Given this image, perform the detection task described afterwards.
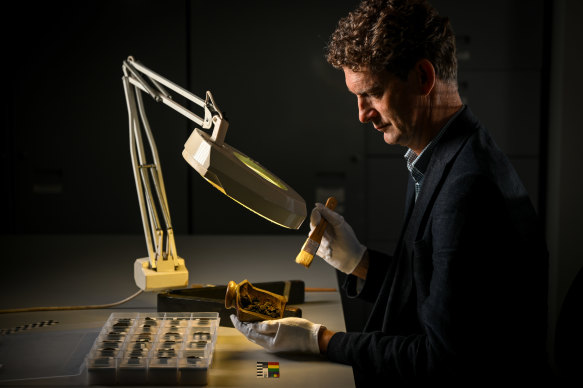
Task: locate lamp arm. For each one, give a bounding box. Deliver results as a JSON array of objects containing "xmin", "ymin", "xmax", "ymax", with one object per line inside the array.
[
  {"xmin": 123, "ymin": 70, "xmax": 180, "ymax": 273},
  {"xmin": 122, "ymin": 56, "xmax": 229, "ymax": 145},
  {"xmin": 121, "ymin": 55, "xmax": 231, "ymax": 274},
  {"xmin": 123, "ymin": 77, "xmax": 155, "ymax": 265}
]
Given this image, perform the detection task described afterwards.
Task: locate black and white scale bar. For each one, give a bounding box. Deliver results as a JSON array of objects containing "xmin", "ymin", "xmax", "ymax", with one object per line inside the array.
[
  {"xmin": 256, "ymin": 362, "xmax": 268, "ymax": 378},
  {"xmin": 0, "ymin": 320, "xmax": 59, "ymax": 335}
]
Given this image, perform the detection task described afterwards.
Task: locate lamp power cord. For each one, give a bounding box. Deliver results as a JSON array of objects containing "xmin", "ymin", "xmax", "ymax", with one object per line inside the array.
[{"xmin": 0, "ymin": 289, "xmax": 144, "ymax": 314}]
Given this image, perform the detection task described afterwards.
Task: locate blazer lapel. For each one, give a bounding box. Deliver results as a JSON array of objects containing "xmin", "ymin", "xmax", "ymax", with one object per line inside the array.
[
  {"xmin": 403, "ymin": 107, "xmax": 478, "ymax": 244},
  {"xmin": 381, "ymin": 108, "xmax": 477, "ymax": 331}
]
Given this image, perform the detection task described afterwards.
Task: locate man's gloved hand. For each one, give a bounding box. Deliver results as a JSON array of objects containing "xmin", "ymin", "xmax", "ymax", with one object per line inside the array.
[
  {"xmin": 230, "ymin": 315, "xmax": 322, "ymax": 354},
  {"xmin": 310, "ymin": 203, "xmax": 366, "ymax": 274}
]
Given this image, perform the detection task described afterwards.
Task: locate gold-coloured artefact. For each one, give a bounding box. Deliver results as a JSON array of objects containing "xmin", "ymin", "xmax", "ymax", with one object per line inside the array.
[{"xmin": 225, "ymin": 279, "xmax": 287, "ymax": 322}]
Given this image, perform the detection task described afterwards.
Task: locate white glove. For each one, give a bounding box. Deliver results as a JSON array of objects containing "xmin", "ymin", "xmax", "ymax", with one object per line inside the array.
[
  {"xmin": 230, "ymin": 315, "xmax": 322, "ymax": 354},
  {"xmin": 310, "ymin": 203, "xmax": 366, "ymax": 274}
]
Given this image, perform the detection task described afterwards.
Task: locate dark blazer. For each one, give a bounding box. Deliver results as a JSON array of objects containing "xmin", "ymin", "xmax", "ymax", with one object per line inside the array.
[{"xmin": 327, "ymin": 106, "xmax": 549, "ymax": 386}]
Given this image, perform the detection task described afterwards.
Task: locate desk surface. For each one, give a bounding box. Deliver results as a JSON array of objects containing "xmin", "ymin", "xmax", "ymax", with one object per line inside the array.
[{"xmin": 0, "ymin": 234, "xmax": 355, "ymax": 387}]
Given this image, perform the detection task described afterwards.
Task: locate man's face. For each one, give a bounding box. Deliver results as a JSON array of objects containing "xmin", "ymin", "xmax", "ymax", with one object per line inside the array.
[{"xmin": 343, "ymin": 67, "xmax": 419, "ymax": 149}]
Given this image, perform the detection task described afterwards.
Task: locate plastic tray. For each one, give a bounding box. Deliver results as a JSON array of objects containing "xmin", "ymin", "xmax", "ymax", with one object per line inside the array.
[{"xmin": 85, "ymin": 312, "xmax": 219, "ymax": 385}]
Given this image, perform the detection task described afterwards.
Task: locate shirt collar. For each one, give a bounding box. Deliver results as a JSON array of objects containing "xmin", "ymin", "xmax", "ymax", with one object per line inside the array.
[{"xmin": 404, "ymin": 105, "xmax": 465, "ymax": 183}]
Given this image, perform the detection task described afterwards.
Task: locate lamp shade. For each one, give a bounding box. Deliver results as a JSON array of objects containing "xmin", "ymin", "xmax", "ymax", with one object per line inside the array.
[{"xmin": 183, "ymin": 129, "xmax": 307, "ymax": 229}]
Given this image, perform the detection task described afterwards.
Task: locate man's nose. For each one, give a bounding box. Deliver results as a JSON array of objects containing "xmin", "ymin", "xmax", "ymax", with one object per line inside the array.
[{"xmin": 358, "ymin": 99, "xmax": 377, "ymax": 123}]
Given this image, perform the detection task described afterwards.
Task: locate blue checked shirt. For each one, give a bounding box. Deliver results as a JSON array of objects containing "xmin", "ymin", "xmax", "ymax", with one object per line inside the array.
[{"xmin": 404, "ymin": 106, "xmax": 464, "ymax": 201}]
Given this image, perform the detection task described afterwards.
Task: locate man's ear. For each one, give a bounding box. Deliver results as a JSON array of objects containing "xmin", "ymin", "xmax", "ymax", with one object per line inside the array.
[{"xmin": 413, "ymin": 59, "xmax": 436, "ymax": 96}]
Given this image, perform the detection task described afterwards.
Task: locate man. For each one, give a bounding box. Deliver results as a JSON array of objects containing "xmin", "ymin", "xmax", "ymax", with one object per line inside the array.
[{"xmin": 231, "ymin": 0, "xmax": 549, "ymax": 385}]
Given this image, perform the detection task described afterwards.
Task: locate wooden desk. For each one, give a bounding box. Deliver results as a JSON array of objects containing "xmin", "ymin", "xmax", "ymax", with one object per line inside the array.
[{"xmin": 0, "ymin": 234, "xmax": 355, "ymax": 387}]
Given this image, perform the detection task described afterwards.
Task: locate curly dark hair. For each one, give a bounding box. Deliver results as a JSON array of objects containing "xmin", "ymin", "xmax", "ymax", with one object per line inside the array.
[{"xmin": 326, "ymin": 0, "xmax": 457, "ymax": 82}]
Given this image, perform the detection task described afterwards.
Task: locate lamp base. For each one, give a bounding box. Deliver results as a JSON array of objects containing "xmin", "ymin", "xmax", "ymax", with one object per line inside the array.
[{"xmin": 134, "ymin": 257, "xmax": 189, "ymax": 292}]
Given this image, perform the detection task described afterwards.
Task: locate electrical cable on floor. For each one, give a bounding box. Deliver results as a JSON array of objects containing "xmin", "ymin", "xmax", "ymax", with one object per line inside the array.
[{"xmin": 0, "ymin": 289, "xmax": 144, "ymax": 314}]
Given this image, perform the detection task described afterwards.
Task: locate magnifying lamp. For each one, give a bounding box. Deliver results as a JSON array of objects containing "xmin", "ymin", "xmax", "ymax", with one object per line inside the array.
[{"xmin": 122, "ymin": 56, "xmax": 306, "ymax": 291}]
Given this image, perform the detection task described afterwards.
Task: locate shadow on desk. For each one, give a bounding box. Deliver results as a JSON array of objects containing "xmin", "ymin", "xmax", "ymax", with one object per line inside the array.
[{"xmin": 297, "ymin": 300, "xmax": 337, "ymax": 306}]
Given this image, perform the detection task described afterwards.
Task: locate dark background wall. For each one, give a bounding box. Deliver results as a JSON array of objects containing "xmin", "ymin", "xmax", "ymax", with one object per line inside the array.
[
  {"xmin": 2, "ymin": 0, "xmax": 582, "ymax": 374},
  {"xmin": 546, "ymin": 0, "xmax": 583, "ymax": 372},
  {"xmin": 0, "ymin": 0, "xmax": 547, "ymax": 240},
  {"xmin": 2, "ymin": 0, "xmax": 365, "ymax": 237}
]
